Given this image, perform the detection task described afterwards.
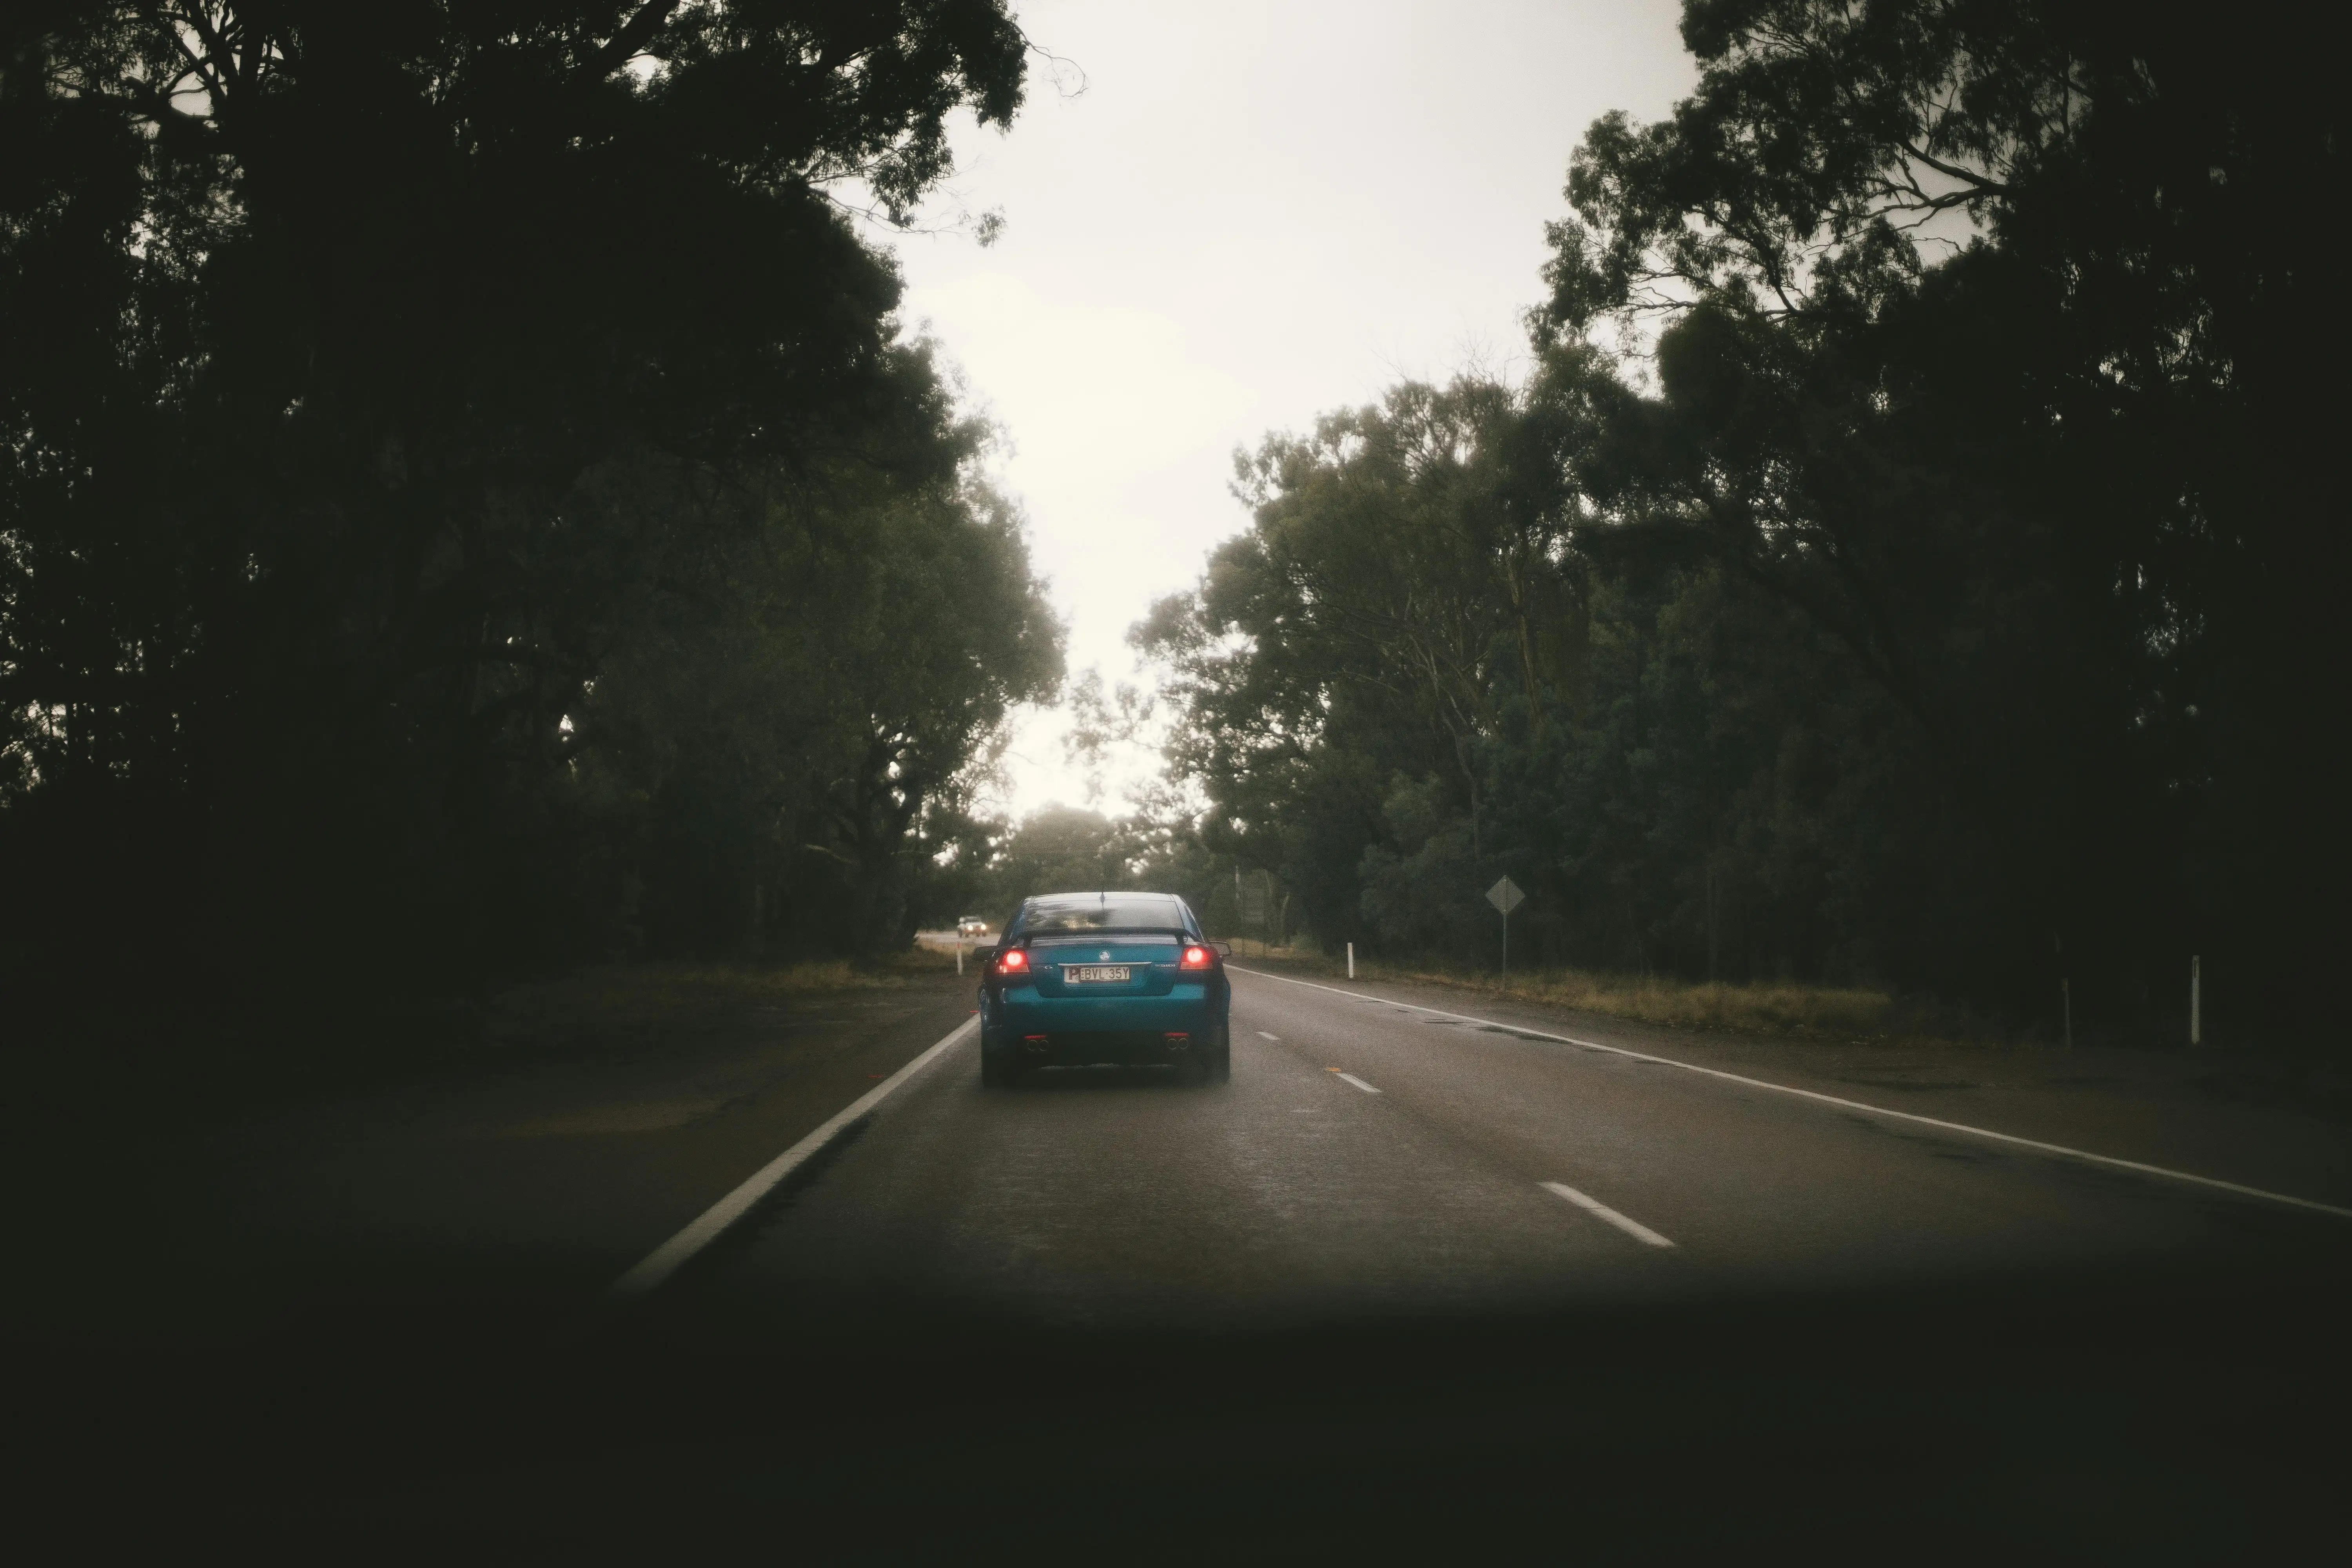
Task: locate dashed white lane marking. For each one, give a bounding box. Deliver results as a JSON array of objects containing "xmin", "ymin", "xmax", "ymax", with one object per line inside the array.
[
  {"xmin": 606, "ymin": 1017, "xmax": 976, "ymax": 1302},
  {"xmin": 1257, "ymin": 1031, "xmax": 1281, "ymax": 1040},
  {"xmin": 1335, "ymin": 1072, "xmax": 1382, "ymax": 1094},
  {"xmin": 1229, "ymin": 966, "xmax": 2352, "ymax": 1222},
  {"xmin": 1543, "ymin": 1182, "xmax": 1677, "ymax": 1249}
]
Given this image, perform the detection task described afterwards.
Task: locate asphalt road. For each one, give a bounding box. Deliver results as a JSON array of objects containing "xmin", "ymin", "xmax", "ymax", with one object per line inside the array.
[
  {"xmin": 652, "ymin": 965, "xmax": 2352, "ymax": 1346},
  {"xmin": 19, "ymin": 964, "xmax": 2352, "ymax": 1557}
]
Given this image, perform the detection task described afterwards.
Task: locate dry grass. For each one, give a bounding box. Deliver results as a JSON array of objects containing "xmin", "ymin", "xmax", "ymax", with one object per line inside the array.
[
  {"xmin": 1226, "ymin": 940, "xmax": 1996, "ymax": 1046},
  {"xmin": 482, "ymin": 951, "xmax": 960, "ymax": 1053},
  {"xmin": 1438, "ymin": 968, "xmax": 1900, "ymax": 1038}
]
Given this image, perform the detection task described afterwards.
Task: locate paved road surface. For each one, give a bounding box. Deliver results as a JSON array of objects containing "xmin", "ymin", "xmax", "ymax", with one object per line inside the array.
[
  {"xmin": 22, "ymin": 965, "xmax": 2351, "ymax": 1557},
  {"xmin": 652, "ymin": 965, "xmax": 2351, "ymax": 1345}
]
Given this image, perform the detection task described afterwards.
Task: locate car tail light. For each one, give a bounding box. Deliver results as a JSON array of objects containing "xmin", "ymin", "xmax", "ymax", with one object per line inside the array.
[
  {"xmin": 1180, "ymin": 945, "xmax": 1213, "ymax": 969},
  {"xmin": 997, "ymin": 947, "xmax": 1029, "ymax": 974}
]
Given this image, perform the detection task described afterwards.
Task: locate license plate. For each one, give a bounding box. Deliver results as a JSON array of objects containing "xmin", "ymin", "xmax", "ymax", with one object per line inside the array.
[{"xmin": 1064, "ymin": 965, "xmax": 1132, "ymax": 984}]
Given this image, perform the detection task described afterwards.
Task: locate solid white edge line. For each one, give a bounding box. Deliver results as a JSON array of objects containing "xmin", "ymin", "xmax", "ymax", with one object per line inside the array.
[
  {"xmin": 1542, "ymin": 1181, "xmax": 1676, "ymax": 1249},
  {"xmin": 1336, "ymin": 1071, "xmax": 1382, "ymax": 1094},
  {"xmin": 606, "ymin": 1016, "xmax": 977, "ymax": 1302},
  {"xmin": 1257, "ymin": 1031, "xmax": 1281, "ymax": 1040},
  {"xmin": 1230, "ymin": 966, "xmax": 2352, "ymax": 1222}
]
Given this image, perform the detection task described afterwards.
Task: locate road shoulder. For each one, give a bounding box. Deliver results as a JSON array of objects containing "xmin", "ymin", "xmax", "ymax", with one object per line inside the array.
[
  {"xmin": 1229, "ymin": 962, "xmax": 2352, "ymax": 1213},
  {"xmin": 4, "ymin": 965, "xmax": 982, "ymax": 1344}
]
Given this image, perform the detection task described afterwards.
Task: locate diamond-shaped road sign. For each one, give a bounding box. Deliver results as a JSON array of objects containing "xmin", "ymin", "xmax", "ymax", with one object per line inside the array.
[{"xmin": 1486, "ymin": 876, "xmax": 1525, "ymax": 915}]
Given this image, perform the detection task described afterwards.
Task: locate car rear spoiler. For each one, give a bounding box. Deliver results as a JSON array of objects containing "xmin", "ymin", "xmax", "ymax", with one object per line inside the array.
[{"xmin": 978, "ymin": 932, "xmax": 1231, "ymax": 956}]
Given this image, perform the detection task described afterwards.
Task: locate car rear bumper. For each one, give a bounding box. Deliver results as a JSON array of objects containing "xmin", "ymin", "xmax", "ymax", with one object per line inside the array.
[
  {"xmin": 982, "ymin": 989, "xmax": 1226, "ymax": 1065},
  {"xmin": 998, "ymin": 1029, "xmax": 1210, "ymax": 1067}
]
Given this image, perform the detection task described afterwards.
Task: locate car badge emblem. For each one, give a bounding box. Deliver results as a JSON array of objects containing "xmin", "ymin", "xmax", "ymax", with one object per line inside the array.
[{"xmin": 1100, "ymin": 951, "xmax": 1110, "ymax": 962}]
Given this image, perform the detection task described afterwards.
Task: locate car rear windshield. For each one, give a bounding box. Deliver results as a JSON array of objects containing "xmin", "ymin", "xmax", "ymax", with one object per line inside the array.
[{"xmin": 1020, "ymin": 897, "xmax": 1188, "ymax": 935}]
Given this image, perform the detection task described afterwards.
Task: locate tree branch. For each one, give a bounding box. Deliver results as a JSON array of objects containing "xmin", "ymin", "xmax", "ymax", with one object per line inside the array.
[
  {"xmin": 1897, "ymin": 141, "xmax": 2010, "ymax": 196},
  {"xmin": 576, "ymin": 0, "xmax": 681, "ymax": 83}
]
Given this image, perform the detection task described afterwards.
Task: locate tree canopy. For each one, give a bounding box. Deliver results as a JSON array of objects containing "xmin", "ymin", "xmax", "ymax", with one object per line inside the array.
[
  {"xmin": 1, "ymin": 1, "xmax": 1059, "ymax": 1006},
  {"xmin": 1140, "ymin": 0, "xmax": 2347, "ymax": 1044}
]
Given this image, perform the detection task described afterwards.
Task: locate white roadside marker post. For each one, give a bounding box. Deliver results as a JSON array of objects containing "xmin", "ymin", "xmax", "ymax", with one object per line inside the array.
[
  {"xmin": 1347, "ymin": 941, "xmax": 1355, "ymax": 980},
  {"xmin": 2190, "ymin": 954, "xmax": 2201, "ymax": 1046}
]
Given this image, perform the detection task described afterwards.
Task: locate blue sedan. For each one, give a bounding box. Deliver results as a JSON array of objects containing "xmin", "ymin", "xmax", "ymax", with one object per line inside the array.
[{"xmin": 978, "ymin": 892, "xmax": 1232, "ymax": 1086}]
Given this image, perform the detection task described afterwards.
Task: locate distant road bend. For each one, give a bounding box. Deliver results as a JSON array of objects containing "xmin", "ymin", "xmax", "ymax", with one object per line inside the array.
[{"xmin": 619, "ymin": 965, "xmax": 2352, "ymax": 1336}]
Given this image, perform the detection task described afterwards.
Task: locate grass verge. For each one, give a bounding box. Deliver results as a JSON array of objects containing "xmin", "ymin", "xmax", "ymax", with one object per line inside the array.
[
  {"xmin": 4, "ymin": 947, "xmax": 973, "ymax": 1133},
  {"xmin": 481, "ymin": 951, "xmax": 961, "ymax": 1053},
  {"xmin": 1221, "ymin": 940, "xmax": 2004, "ymax": 1047}
]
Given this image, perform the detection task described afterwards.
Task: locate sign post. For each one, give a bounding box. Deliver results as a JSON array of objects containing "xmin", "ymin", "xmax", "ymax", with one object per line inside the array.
[{"xmin": 1486, "ymin": 876, "xmax": 1525, "ymax": 981}]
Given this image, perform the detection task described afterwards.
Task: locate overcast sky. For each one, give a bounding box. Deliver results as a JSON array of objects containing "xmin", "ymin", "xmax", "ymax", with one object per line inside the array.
[{"xmin": 886, "ymin": 0, "xmax": 1698, "ymax": 818}]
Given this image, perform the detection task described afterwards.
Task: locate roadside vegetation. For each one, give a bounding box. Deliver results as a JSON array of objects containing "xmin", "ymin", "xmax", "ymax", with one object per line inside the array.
[
  {"xmin": 2, "ymin": 4, "xmax": 1058, "ymax": 1041},
  {"xmin": 1221, "ymin": 939, "xmax": 2004, "ymax": 1047},
  {"xmin": 1058, "ymin": 3, "xmax": 2347, "ymax": 1056},
  {"xmin": 8, "ymin": 4, "xmax": 2343, "ymax": 1066},
  {"xmin": 10, "ymin": 949, "xmax": 974, "ymax": 1163},
  {"xmin": 481, "ymin": 951, "xmax": 965, "ymax": 1056}
]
